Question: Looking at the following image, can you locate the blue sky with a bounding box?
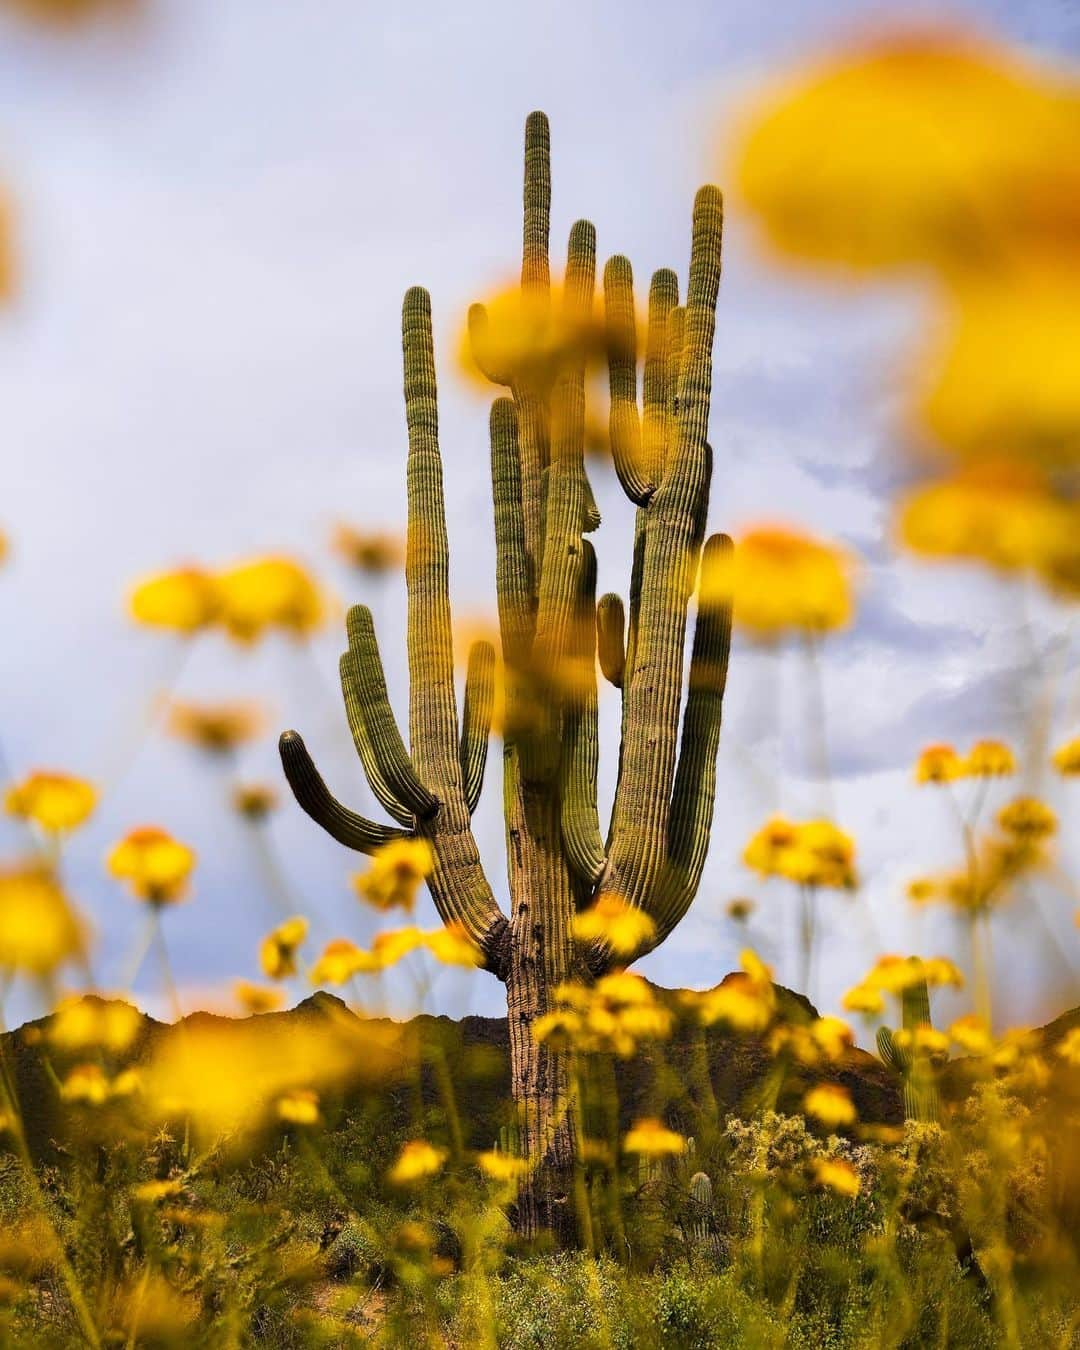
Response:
[0,0,1077,1032]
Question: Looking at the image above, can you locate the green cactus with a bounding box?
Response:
[877,977,942,1123]
[279,111,730,1239]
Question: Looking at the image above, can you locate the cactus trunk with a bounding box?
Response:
[280,112,729,1241]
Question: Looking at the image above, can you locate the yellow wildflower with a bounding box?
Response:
[997,795,1057,838]
[948,1014,993,1056]
[372,926,425,968]
[894,1025,950,1057]
[964,740,1016,778]
[743,816,856,889]
[905,877,938,904]
[4,770,97,833]
[231,782,279,821]
[260,916,308,980]
[726,897,755,922]
[216,556,326,642]
[388,1139,448,1186]
[0,865,85,976]
[425,922,482,967]
[862,954,961,996]
[733,31,1080,272]
[623,1118,686,1156]
[107,827,195,906]
[694,950,776,1034]
[920,957,965,989]
[132,1179,184,1204]
[129,567,219,635]
[1052,737,1080,776]
[803,1083,857,1128]
[331,524,404,575]
[477,1150,529,1182]
[352,838,434,912]
[234,981,284,1015]
[914,743,963,784]
[898,463,1075,579]
[1056,1027,1080,1067]
[277,1089,320,1126]
[572,893,657,955]
[705,525,854,637]
[167,700,263,754]
[460,277,611,391]
[310,938,377,985]
[60,1063,139,1106]
[842,983,886,1016]
[48,996,141,1053]
[811,1157,861,1197]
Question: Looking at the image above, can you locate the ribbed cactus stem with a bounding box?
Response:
[596,593,626,688]
[460,641,496,814]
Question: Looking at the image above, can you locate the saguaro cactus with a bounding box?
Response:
[280,112,730,1238]
[877,978,942,1124]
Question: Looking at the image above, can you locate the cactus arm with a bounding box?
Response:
[643,269,680,485]
[344,604,438,820]
[561,541,605,886]
[489,398,535,667]
[901,977,932,1031]
[603,187,723,912]
[646,534,733,946]
[402,286,507,964]
[339,650,414,828]
[877,1025,902,1071]
[460,640,496,814]
[603,256,653,506]
[596,593,625,689]
[278,731,407,854]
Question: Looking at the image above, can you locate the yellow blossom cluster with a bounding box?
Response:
[843,954,963,1016]
[107,827,196,906]
[60,1063,140,1107]
[907,826,1049,914]
[260,916,309,980]
[769,1014,854,1066]
[622,1118,687,1157]
[330,524,404,575]
[533,971,674,1058]
[571,893,656,956]
[308,922,481,985]
[702,525,855,638]
[914,739,1016,783]
[352,839,434,912]
[167,700,264,755]
[743,816,857,889]
[47,996,141,1054]
[811,1156,861,1196]
[388,1139,448,1186]
[0,865,86,977]
[803,1083,857,1129]
[3,770,97,834]
[681,949,777,1035]
[129,556,327,643]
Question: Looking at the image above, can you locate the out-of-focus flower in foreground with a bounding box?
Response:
[1051,737,1080,776]
[572,893,656,955]
[743,816,857,889]
[352,838,434,912]
[388,1139,448,1186]
[2,0,141,28]
[812,1157,861,1196]
[216,556,326,643]
[48,995,141,1053]
[60,1062,140,1106]
[803,1083,857,1128]
[107,827,196,905]
[167,700,264,755]
[997,795,1057,839]
[276,1088,320,1126]
[231,782,279,822]
[914,743,964,784]
[477,1150,529,1182]
[310,938,380,985]
[733,30,1080,274]
[704,526,854,638]
[425,922,482,967]
[4,770,97,833]
[330,524,404,575]
[534,971,673,1058]
[964,739,1016,777]
[0,865,85,976]
[260,916,308,980]
[129,567,220,635]
[623,1118,687,1156]
[234,981,284,1015]
[686,949,776,1034]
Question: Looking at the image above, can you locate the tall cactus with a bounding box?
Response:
[279,112,730,1239]
[877,977,942,1124]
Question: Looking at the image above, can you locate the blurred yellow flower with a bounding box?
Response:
[460,278,611,391]
[860,954,963,998]
[388,1139,447,1186]
[536,972,673,1057]
[743,815,857,889]
[60,1062,139,1106]
[259,916,308,980]
[425,922,482,968]
[310,938,374,985]
[352,838,434,912]
[0,865,85,976]
[277,1088,320,1126]
[107,826,196,905]
[167,700,264,754]
[894,1024,949,1057]
[330,524,404,575]
[216,556,326,643]
[48,996,140,1053]
[905,876,938,904]
[705,526,854,637]
[3,770,97,833]
[129,567,220,635]
[1056,1027,1080,1067]
[623,1118,686,1156]
[1052,737,1080,775]
[948,1014,993,1055]
[132,1179,184,1205]
[733,31,1080,273]
[914,743,964,784]
[726,897,755,922]
[4,0,142,27]
[964,739,1016,777]
[372,926,425,968]
[811,1157,861,1197]
[234,981,285,1015]
[691,949,776,1034]
[477,1150,529,1182]
[572,893,657,955]
[842,983,886,1016]
[997,795,1057,838]
[231,782,279,821]
[803,1083,856,1128]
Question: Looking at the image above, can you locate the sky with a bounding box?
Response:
[0,0,1078,1033]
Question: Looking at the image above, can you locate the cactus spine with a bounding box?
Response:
[280,113,730,1240]
[877,978,942,1124]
